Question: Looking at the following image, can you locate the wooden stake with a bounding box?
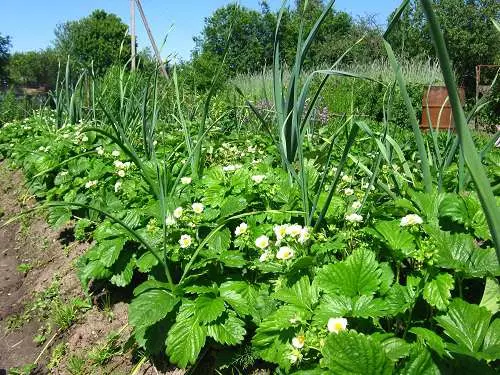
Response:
[135,0,169,79]
[130,0,136,71]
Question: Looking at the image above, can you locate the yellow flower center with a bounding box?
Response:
[334,322,345,332]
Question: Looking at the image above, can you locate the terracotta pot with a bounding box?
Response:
[420,86,465,130]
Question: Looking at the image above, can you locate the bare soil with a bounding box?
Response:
[0,161,260,375]
[0,162,143,374]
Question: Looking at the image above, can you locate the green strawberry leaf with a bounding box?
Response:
[373,220,416,257]
[129,288,179,330]
[166,301,207,368]
[315,249,381,297]
[273,275,318,311]
[481,318,500,360]
[206,312,246,345]
[220,281,258,317]
[423,273,454,311]
[480,278,500,315]
[400,346,440,375]
[435,298,491,353]
[136,251,159,273]
[220,196,247,218]
[320,331,393,374]
[409,327,446,357]
[195,295,226,323]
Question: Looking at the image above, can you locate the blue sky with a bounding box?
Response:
[2,0,401,61]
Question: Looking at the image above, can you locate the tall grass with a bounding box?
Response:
[231,58,443,99]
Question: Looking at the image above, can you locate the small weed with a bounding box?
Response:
[28,277,61,319]
[33,332,47,345]
[88,331,122,365]
[16,262,33,274]
[19,214,31,237]
[48,342,66,370]
[51,301,77,330]
[66,354,87,375]
[6,313,27,330]
[62,244,71,256]
[74,218,92,241]
[41,237,50,252]
[8,363,36,375]
[6,277,61,330]
[51,297,90,330]
[102,293,114,322]
[33,323,52,345]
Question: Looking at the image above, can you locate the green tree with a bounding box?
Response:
[192,1,383,78]
[193,4,276,75]
[290,1,384,66]
[387,0,500,91]
[7,49,60,89]
[54,9,131,74]
[0,33,11,85]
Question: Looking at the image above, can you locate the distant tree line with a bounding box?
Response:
[185,0,384,89]
[0,1,498,93]
[188,0,499,92]
[0,10,150,91]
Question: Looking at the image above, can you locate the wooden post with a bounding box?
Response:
[135,0,169,79]
[130,0,136,71]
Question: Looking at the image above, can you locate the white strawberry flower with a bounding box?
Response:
[345,213,363,223]
[112,150,120,157]
[400,214,423,227]
[327,317,348,334]
[114,180,122,193]
[344,188,354,196]
[341,174,352,183]
[298,227,310,244]
[192,202,204,214]
[165,214,176,227]
[286,224,302,238]
[114,160,125,169]
[255,235,269,249]
[291,335,305,349]
[274,224,288,241]
[251,175,266,184]
[173,207,183,219]
[234,222,248,236]
[223,164,242,172]
[85,180,98,189]
[181,176,192,185]
[351,200,362,210]
[276,246,294,260]
[117,169,126,178]
[179,234,192,248]
[259,251,272,262]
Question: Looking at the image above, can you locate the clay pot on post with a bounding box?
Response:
[420,85,465,130]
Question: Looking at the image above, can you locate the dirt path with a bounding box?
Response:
[0,161,129,373]
[0,163,37,371]
[0,160,84,371]
[0,161,188,374]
